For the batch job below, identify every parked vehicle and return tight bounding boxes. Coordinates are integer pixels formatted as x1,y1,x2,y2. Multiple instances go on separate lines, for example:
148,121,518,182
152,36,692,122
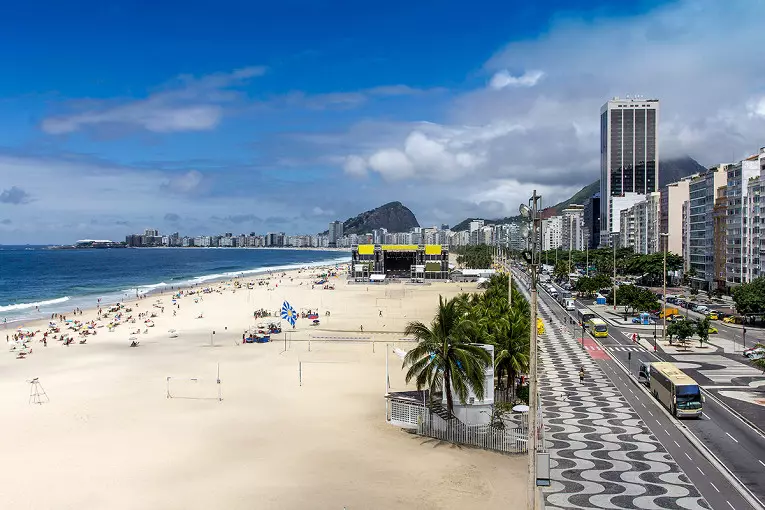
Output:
660,308,679,318
723,316,743,324
638,361,652,385
743,346,765,358
706,311,719,320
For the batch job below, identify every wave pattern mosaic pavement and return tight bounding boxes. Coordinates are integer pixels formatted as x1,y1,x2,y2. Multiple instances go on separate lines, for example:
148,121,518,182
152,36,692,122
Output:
535,297,709,510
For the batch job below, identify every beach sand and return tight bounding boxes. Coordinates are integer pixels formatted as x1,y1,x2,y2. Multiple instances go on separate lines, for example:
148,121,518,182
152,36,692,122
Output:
0,267,525,509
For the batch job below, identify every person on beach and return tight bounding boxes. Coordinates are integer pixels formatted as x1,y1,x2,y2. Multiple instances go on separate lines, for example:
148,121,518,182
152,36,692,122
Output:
360,325,364,333
379,310,383,317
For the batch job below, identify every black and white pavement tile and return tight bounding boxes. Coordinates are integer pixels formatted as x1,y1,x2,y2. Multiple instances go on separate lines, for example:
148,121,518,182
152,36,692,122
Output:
535,298,710,510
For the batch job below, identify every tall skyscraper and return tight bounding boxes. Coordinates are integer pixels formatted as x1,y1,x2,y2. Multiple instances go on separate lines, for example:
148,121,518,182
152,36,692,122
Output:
328,220,343,247
599,97,660,246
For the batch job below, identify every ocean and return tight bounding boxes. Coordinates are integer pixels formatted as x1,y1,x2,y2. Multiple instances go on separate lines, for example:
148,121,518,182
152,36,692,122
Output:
0,246,349,323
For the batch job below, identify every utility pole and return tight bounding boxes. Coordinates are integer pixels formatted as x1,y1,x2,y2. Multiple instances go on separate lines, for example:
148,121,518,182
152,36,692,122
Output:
661,233,669,346
520,191,542,510
612,233,617,313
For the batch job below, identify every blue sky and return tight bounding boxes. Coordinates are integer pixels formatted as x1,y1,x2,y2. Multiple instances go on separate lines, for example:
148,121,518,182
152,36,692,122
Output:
1,0,764,243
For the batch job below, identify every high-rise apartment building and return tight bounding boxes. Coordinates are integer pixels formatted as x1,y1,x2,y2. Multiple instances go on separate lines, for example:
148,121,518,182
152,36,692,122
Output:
599,97,660,246
541,216,562,251
660,177,694,255
725,156,760,286
583,193,600,249
687,166,728,290
620,192,660,254
713,186,728,289
561,205,585,252
328,221,343,247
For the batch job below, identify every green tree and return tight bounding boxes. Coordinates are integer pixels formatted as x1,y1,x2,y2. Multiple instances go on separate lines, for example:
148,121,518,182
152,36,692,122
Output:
696,317,710,348
732,277,765,315
403,296,492,416
493,308,529,400
673,320,696,350
553,261,568,281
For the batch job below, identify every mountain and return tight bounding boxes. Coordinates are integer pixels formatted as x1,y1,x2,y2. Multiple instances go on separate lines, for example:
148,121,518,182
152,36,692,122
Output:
452,156,707,228
452,216,521,232
549,155,706,214
331,201,420,235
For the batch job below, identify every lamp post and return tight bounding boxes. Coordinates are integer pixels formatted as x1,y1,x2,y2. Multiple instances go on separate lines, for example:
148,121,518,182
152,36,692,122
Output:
612,233,617,313
520,191,542,510
661,233,669,347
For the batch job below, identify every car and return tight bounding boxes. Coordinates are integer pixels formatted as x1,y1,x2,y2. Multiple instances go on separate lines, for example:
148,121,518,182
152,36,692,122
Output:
707,312,719,320
743,347,765,358
695,305,709,314
707,326,718,334
723,316,742,324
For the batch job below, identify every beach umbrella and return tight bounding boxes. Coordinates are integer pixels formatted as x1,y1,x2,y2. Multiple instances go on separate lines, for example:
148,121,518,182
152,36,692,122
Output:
512,404,530,413
17,327,32,335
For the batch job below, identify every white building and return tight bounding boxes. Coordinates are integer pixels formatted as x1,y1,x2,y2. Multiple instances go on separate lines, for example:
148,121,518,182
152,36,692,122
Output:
687,166,728,290
328,221,343,247
725,155,761,286
561,205,585,251
661,177,694,255
599,97,660,246
542,216,562,251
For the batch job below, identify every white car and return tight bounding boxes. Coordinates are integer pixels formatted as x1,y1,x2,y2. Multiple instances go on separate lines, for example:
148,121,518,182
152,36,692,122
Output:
743,347,765,359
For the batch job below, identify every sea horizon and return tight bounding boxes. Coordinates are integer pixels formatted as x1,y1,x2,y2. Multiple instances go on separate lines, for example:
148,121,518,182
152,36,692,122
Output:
0,246,350,324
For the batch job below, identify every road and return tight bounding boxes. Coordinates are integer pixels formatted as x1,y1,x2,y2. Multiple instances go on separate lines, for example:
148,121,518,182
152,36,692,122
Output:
584,312,765,507
515,268,764,510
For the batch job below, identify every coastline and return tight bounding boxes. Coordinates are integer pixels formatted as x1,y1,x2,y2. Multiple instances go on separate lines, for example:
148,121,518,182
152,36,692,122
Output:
0,249,350,325
0,262,524,508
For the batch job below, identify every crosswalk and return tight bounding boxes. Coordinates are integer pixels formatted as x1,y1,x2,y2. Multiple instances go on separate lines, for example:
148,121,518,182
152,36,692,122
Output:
584,344,643,352
675,354,765,384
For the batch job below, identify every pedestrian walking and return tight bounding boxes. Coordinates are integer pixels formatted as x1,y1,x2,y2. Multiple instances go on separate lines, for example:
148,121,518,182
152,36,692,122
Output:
579,367,585,384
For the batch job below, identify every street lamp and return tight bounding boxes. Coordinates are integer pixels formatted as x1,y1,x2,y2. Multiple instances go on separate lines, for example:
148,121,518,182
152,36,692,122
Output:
661,233,669,347
520,192,542,510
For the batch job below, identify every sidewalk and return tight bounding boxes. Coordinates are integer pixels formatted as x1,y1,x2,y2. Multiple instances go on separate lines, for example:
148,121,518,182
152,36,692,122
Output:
511,273,709,509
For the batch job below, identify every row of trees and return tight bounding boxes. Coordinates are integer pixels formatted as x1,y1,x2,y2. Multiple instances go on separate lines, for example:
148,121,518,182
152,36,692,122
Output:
667,317,711,348
453,245,494,269
605,285,660,315
542,247,683,285
402,274,529,416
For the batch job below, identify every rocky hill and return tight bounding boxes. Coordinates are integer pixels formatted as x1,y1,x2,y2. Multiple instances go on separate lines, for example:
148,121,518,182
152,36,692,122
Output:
329,201,419,235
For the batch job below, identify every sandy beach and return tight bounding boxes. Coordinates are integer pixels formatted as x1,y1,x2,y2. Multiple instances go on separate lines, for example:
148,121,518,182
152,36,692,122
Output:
0,265,525,509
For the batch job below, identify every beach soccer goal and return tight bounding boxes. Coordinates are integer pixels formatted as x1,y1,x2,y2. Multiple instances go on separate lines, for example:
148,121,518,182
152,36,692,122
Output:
166,364,222,401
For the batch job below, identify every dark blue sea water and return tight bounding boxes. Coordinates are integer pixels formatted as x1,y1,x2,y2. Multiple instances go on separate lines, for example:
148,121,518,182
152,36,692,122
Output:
0,246,349,322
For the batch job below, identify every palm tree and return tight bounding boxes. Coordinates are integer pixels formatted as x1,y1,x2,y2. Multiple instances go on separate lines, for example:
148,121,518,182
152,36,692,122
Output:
493,309,530,400
403,295,492,417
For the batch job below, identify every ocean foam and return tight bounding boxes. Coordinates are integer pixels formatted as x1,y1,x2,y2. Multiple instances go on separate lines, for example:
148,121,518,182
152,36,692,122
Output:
0,296,71,313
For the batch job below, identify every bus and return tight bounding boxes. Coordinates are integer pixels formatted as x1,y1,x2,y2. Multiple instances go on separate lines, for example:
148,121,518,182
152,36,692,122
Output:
648,362,703,418
587,318,608,338
578,309,595,327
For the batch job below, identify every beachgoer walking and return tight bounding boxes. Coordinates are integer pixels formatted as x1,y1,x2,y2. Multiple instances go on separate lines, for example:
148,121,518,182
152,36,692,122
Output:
360,325,364,333
579,367,585,384
379,310,383,317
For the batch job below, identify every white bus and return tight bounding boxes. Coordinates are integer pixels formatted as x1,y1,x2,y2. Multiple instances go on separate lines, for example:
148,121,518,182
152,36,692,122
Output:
648,362,703,418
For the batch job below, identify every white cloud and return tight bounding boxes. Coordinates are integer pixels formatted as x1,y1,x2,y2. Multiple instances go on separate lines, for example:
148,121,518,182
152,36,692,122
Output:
489,70,544,90
162,170,204,194
747,96,765,119
343,155,368,177
41,66,265,135
330,0,765,228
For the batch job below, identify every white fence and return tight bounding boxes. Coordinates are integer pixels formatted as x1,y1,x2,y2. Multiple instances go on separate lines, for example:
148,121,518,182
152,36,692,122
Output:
418,409,529,454
390,399,424,429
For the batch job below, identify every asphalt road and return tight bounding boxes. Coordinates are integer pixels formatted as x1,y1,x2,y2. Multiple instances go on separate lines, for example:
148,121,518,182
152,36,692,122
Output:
522,273,765,510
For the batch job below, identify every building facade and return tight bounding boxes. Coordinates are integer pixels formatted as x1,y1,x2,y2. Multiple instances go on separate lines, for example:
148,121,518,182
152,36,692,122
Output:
725,156,760,287
542,216,562,252
660,177,692,255
328,221,344,248
599,97,660,246
687,166,728,290
561,205,585,252
583,193,600,249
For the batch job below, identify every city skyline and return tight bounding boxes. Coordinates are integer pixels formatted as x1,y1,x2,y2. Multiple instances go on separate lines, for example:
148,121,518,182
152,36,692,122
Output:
2,0,765,244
